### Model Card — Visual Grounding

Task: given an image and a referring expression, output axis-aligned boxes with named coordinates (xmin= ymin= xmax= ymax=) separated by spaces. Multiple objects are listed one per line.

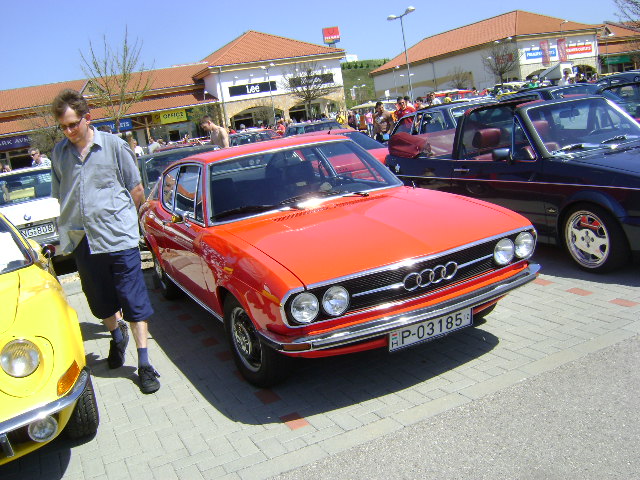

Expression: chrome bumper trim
xmin=261 ymin=263 xmax=540 ymax=352
xmin=0 ymin=368 xmax=90 ymax=451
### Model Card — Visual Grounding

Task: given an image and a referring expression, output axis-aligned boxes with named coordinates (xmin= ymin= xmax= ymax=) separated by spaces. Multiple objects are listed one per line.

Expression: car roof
xmin=293 ymin=128 xmax=356 ymax=137
xmin=0 ymin=165 xmax=52 ymax=178
xmin=139 ymin=144 xmax=217 ymax=159
xmin=287 ymin=120 xmax=339 ymax=127
xmin=180 ymin=135 xmax=353 ymax=165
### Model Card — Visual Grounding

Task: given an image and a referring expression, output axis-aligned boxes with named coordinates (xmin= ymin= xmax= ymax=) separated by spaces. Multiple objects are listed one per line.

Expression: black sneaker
xmin=107 ymin=322 xmax=129 ymax=369
xmin=138 ymin=366 xmax=161 ymax=394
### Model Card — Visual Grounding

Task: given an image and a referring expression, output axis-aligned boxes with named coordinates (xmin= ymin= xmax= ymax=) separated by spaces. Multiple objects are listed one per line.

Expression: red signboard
xmin=539 ymin=40 xmax=550 ymax=67
xmin=567 ymin=44 xmax=593 ymax=55
xmin=557 ymin=38 xmax=567 ymax=62
xmin=322 ymin=26 xmax=341 ymax=45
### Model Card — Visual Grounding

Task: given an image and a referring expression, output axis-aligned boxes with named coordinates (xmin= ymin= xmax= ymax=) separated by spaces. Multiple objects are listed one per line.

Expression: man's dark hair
xmin=416 ymin=97 xmax=424 ymax=103
xmin=200 ymin=115 xmax=213 ymax=126
xmin=403 ymin=96 xmax=411 ymax=102
xmin=375 ymin=101 xmax=383 ymax=108
xmin=51 ymin=89 xmax=89 ymax=119
xmin=396 ymin=96 xmax=404 ymax=103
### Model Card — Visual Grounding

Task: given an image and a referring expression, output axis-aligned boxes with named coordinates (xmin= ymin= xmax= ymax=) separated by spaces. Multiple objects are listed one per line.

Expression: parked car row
xmin=387 ymin=95 xmax=640 ymax=272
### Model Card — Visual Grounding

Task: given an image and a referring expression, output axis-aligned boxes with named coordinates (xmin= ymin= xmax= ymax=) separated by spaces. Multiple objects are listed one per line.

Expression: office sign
xmin=152 ymin=109 xmax=188 ymax=125
xmin=229 ymin=81 xmax=276 ymax=97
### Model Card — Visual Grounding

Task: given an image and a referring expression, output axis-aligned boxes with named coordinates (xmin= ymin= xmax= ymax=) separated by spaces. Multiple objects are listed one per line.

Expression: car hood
xmin=571 ymin=145 xmax=640 ymax=176
xmin=223 ymin=188 xmax=529 ymax=286
xmin=0 ymin=197 xmax=60 ymax=228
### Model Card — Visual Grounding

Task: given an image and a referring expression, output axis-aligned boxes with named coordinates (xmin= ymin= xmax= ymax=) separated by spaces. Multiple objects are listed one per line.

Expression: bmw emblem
xmin=24 ymin=214 xmax=31 ymax=221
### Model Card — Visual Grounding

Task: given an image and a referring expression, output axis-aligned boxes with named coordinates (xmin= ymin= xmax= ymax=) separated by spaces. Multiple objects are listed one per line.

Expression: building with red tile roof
xmin=0 ymin=31 xmax=345 ymax=169
xmin=372 ymin=10 xmax=624 ymax=100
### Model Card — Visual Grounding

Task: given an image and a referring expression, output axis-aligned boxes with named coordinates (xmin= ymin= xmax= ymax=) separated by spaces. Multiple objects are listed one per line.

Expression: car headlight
xmin=322 ymin=286 xmax=350 ymax=316
xmin=1 ymin=339 xmax=41 ymax=377
xmin=494 ymin=238 xmax=515 ymax=266
xmin=514 ymin=231 xmax=535 ymax=258
xmin=290 ymin=292 xmax=319 ymax=324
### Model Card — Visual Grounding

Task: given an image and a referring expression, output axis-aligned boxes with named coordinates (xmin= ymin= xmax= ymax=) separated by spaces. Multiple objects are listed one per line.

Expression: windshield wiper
xmin=212 ymin=204 xmax=298 ymax=221
xmin=600 ymin=135 xmax=629 ymax=144
xmin=552 ymin=143 xmax=597 ymax=153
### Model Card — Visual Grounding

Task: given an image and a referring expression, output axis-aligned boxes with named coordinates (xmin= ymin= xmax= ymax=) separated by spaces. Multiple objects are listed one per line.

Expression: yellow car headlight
xmin=1 ymin=339 xmax=41 ymax=377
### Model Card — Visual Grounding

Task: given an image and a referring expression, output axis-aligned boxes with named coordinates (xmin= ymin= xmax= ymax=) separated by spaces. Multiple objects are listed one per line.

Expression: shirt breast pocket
xmin=94 ymin=165 xmax=116 ymax=189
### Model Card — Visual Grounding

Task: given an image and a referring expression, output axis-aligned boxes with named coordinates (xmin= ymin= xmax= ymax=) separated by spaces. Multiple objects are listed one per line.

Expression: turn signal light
xmin=57 ymin=361 xmax=80 ymax=396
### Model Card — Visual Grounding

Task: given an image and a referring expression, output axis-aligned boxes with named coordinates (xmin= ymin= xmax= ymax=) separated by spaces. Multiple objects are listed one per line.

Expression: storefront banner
xmin=92 ymin=118 xmax=133 ymax=132
xmin=557 ymin=38 xmax=567 ymax=62
xmin=525 ymin=48 xmax=557 ymax=60
xmin=540 ymin=40 xmax=551 ymax=67
xmin=0 ymin=134 xmax=30 ymax=152
xmin=152 ymin=109 xmax=188 ymax=125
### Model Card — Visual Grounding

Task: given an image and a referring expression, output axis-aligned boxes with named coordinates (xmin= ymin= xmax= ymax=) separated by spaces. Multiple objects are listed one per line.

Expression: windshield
xmin=344 ymin=131 xmax=385 ymax=149
xmin=0 ymin=218 xmax=31 ymax=274
xmin=0 ymin=169 xmax=52 ymax=206
xmin=143 ymin=147 xmax=215 ymax=187
xmin=208 ymin=140 xmax=401 ymax=221
xmin=524 ymin=97 xmax=640 ymax=154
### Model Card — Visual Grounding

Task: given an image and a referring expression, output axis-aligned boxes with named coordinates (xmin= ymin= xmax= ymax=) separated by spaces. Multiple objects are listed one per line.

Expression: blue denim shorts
xmin=73 ymin=236 xmax=154 ymax=322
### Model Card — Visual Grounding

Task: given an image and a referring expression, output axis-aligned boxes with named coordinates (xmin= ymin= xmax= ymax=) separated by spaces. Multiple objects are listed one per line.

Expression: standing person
xmin=414 ymin=97 xmax=425 ymax=110
xmin=131 ymin=138 xmax=144 ymax=157
xmin=50 ymin=89 xmax=160 ymax=394
xmin=200 ymin=115 xmax=230 ymax=148
xmin=443 ymin=93 xmax=452 ymax=103
xmin=394 ymin=96 xmax=416 ymax=128
xmin=147 ymin=137 xmax=161 ymax=154
xmin=365 ymin=109 xmax=374 ymax=137
xmin=1 ymin=163 xmax=11 ymax=172
xmin=29 ymin=148 xmax=52 ymax=167
xmin=373 ymin=101 xmax=394 ymax=142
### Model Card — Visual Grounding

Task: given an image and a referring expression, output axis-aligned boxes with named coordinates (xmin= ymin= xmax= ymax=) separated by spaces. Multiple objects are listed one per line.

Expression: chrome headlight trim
xmin=322 ymin=286 xmax=350 ymax=316
xmin=290 ymin=292 xmax=319 ymax=324
xmin=1 ymin=339 xmax=41 ymax=378
xmin=494 ymin=238 xmax=515 ymax=266
xmin=514 ymin=231 xmax=535 ymax=259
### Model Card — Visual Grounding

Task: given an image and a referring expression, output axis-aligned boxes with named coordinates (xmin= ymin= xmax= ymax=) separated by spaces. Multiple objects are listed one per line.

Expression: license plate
xmin=389 ymin=308 xmax=472 ymax=352
xmin=20 ymin=222 xmax=54 ymax=238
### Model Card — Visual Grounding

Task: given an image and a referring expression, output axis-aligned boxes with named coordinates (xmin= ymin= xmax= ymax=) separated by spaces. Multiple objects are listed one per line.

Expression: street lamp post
xmin=392 ymin=65 xmax=400 ymax=96
xmin=604 ymin=32 xmax=615 ymax=74
xmin=260 ymin=63 xmax=277 ymax=126
xmin=388 ymin=6 xmax=415 ymax=100
xmin=398 ymin=74 xmax=414 ymax=96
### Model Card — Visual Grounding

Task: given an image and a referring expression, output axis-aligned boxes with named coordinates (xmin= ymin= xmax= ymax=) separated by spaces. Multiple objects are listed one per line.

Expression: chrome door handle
xmin=453 ymin=168 xmax=470 ymax=173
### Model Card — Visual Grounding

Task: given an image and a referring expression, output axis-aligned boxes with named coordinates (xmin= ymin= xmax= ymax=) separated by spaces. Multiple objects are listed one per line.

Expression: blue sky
xmin=0 ymin=0 xmax=620 ymax=91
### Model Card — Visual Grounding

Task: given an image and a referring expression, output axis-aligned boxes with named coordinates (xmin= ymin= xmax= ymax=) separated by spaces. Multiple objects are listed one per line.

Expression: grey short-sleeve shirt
xmin=51 ymin=128 xmax=141 ymax=254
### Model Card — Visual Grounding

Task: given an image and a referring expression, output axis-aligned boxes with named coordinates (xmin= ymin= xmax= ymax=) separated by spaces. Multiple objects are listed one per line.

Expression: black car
xmin=597 ymin=81 xmax=640 ymax=120
xmin=386 ymin=96 xmax=640 ymax=272
xmin=137 ymin=144 xmax=219 ymax=196
xmin=498 ymin=83 xmax=600 ymax=102
xmin=229 ymin=129 xmax=279 ymax=146
xmin=597 ymin=70 xmax=640 ymax=86
xmin=284 ymin=119 xmax=341 ymax=136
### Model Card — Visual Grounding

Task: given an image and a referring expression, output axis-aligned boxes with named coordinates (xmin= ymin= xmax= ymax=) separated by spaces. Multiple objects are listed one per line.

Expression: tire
xmin=65 ymin=377 xmax=99 ymax=439
xmin=152 ymin=253 xmax=181 ymax=300
xmin=563 ymin=204 xmax=629 ymax=273
xmin=474 ymin=303 xmax=497 ymax=322
xmin=224 ymin=297 xmax=292 ymax=387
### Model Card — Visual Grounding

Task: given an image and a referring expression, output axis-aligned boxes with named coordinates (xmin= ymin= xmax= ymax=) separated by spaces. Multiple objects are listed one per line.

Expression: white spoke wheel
xmin=563 ymin=204 xmax=629 ymax=273
xmin=224 ymin=297 xmax=291 ymax=387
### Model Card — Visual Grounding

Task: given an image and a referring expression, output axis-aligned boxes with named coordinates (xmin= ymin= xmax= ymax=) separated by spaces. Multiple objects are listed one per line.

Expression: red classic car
xmin=139 ymin=136 xmax=539 ymax=386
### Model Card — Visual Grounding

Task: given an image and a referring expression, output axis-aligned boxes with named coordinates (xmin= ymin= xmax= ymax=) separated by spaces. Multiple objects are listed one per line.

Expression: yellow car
xmin=0 ymin=213 xmax=98 ymax=465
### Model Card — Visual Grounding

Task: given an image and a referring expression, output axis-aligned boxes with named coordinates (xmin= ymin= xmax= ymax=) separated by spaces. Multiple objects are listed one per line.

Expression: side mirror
xmin=41 ymin=244 xmax=56 ymax=259
xmin=492 ymin=148 xmax=511 ymax=162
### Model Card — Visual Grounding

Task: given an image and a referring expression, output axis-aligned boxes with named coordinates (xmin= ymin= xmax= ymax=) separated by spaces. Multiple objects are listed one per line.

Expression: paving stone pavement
xmin=0 ymin=245 xmax=638 ymax=480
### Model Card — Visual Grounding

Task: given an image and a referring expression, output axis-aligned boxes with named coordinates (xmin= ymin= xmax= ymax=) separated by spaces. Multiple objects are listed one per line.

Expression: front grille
xmin=284 ymin=230 xmax=531 ymax=324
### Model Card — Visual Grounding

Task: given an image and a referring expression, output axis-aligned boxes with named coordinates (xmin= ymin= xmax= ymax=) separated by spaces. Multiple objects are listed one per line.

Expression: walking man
xmin=200 ymin=115 xmax=230 ymax=148
xmin=50 ymin=89 xmax=160 ymax=394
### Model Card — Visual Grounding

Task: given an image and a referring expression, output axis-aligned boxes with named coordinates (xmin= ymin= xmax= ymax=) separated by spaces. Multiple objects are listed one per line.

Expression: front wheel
xmin=563 ymin=204 xmax=629 ymax=273
xmin=152 ymin=253 xmax=181 ymax=300
xmin=65 ymin=377 xmax=99 ymax=439
xmin=224 ymin=297 xmax=292 ymax=387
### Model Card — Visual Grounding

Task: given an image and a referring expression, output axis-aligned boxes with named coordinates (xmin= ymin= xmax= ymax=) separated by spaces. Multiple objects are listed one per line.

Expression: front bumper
xmin=0 ymin=367 xmax=90 ymax=460
xmin=260 ymin=263 xmax=540 ymax=352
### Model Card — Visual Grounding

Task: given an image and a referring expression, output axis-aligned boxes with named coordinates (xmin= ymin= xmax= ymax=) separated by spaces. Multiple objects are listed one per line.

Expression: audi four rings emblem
xmin=403 ymin=262 xmax=458 ymax=291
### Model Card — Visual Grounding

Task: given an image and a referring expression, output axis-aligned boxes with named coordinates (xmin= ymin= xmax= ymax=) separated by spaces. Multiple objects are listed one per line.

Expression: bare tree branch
xmin=448 ymin=67 xmax=473 ymax=89
xmin=482 ymin=43 xmax=519 ymax=86
xmin=614 ymin=0 xmax=640 ymax=29
xmin=80 ymin=26 xmax=154 ymax=132
xmin=279 ymin=62 xmax=341 ymax=119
